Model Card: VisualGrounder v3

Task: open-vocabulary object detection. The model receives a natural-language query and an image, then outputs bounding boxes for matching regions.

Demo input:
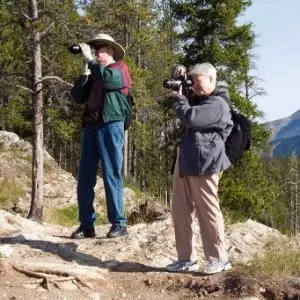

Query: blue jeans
[77,121,126,227]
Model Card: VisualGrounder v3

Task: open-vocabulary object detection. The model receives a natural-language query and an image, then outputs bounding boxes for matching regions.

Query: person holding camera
[166,63,233,274]
[70,33,132,239]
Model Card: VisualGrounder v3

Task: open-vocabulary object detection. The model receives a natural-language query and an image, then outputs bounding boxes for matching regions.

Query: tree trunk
[122,19,130,178]
[294,152,299,233]
[28,0,44,221]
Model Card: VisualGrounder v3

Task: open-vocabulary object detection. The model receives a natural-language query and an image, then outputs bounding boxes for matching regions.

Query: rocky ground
[0,131,300,299]
[1,210,300,300]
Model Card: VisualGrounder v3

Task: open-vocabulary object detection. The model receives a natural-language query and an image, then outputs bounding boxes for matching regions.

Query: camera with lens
[163,75,193,91]
[68,44,82,55]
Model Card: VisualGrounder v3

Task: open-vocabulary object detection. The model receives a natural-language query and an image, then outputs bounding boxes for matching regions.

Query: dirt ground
[1,209,300,300]
[1,132,300,299]
[1,257,300,300]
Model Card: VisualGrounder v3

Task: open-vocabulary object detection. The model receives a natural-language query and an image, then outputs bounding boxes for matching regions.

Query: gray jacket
[172,87,233,176]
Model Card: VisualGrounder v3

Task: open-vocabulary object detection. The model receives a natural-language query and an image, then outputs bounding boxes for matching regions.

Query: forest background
[0,0,298,234]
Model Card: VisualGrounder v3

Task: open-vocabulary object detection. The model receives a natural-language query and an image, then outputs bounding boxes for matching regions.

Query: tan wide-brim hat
[87,33,125,61]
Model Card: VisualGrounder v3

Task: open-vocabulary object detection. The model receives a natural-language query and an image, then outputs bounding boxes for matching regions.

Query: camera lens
[163,79,182,90]
[68,44,81,55]
[184,78,193,87]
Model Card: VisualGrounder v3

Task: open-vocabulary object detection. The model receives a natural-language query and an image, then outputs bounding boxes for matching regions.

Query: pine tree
[285,150,299,234]
[0,0,81,221]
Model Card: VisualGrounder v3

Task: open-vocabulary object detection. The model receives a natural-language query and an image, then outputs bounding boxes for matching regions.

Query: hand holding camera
[172,65,186,78]
[163,65,193,92]
[79,43,94,63]
[68,43,94,63]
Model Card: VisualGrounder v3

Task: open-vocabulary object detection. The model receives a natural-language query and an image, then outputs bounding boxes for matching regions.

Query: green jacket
[71,60,132,125]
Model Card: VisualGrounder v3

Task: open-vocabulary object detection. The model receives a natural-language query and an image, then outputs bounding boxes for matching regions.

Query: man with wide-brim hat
[70,33,132,240]
[87,33,125,61]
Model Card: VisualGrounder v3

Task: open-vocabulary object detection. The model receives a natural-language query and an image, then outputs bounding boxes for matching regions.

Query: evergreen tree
[0,0,82,220]
[285,150,299,234]
[0,1,31,134]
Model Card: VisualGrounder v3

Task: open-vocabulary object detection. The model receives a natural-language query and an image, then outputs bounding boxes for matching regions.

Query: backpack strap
[216,96,239,119]
[213,96,236,141]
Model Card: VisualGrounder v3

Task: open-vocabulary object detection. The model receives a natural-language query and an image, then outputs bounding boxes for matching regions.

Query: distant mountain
[265,109,300,156]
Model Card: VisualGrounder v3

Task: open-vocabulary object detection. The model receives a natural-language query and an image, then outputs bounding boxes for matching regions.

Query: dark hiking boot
[106,224,127,238]
[71,225,95,239]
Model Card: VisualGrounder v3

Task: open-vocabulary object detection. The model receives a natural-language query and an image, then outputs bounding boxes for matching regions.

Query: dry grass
[44,205,108,227]
[0,178,25,209]
[234,248,300,279]
[250,250,300,278]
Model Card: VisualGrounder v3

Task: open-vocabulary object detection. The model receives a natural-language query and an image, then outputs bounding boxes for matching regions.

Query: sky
[241,0,300,122]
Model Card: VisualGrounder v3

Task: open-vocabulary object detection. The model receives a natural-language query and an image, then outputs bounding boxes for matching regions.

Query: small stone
[145,279,152,286]
[88,292,101,300]
[0,245,14,258]
[187,280,196,288]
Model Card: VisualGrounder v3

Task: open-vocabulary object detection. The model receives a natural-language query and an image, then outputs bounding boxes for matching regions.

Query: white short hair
[189,63,217,81]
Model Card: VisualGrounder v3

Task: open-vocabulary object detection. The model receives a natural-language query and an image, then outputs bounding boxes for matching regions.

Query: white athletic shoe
[203,258,232,275]
[166,260,198,272]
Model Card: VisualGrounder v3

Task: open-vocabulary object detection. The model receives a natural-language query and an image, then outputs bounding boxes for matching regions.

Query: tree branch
[41,76,73,87]
[282,181,297,186]
[16,84,34,94]
[20,10,33,21]
[37,9,53,18]
[40,22,55,41]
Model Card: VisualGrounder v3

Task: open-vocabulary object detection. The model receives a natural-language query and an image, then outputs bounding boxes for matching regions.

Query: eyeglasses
[191,74,211,80]
[190,73,210,78]
[198,74,210,77]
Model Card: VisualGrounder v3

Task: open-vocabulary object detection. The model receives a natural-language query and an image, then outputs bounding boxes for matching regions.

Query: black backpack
[223,99,252,164]
[124,91,135,130]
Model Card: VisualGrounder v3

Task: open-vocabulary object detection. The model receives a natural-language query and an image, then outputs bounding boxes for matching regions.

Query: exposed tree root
[12,264,94,291]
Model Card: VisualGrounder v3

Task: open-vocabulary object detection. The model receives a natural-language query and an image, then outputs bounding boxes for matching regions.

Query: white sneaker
[166,260,198,272]
[203,258,232,275]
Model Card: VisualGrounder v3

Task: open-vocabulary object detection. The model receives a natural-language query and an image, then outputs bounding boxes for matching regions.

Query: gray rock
[0,245,14,258]
[88,293,102,300]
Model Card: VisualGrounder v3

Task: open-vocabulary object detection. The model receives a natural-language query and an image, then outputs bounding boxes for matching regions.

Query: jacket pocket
[199,142,217,170]
[82,108,101,125]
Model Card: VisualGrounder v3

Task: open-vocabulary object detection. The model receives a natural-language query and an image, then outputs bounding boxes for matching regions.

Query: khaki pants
[172,154,226,261]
